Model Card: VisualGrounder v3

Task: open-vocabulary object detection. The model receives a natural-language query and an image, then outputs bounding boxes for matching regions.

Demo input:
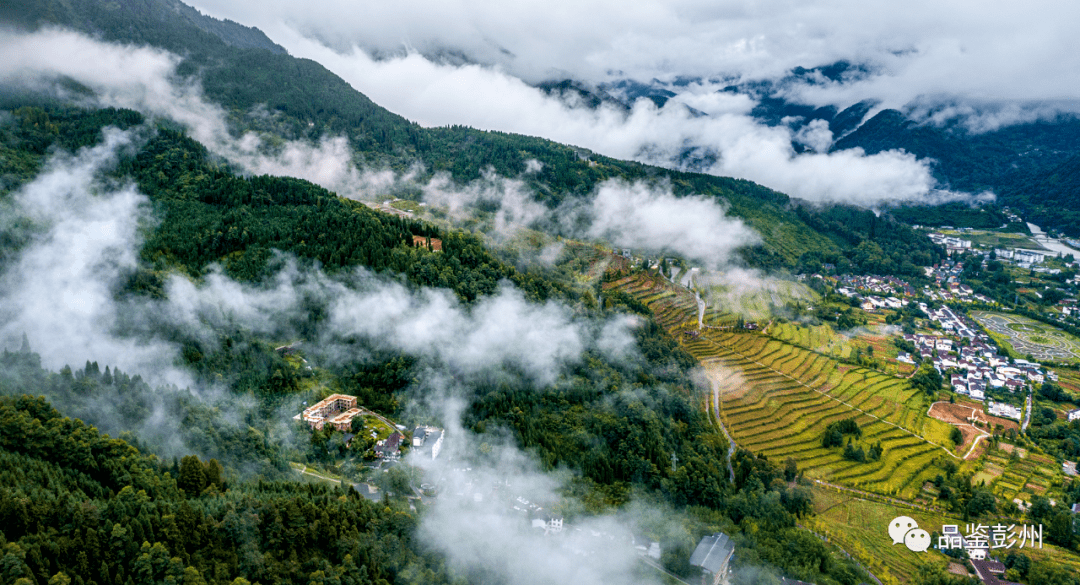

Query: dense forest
[3,3,1076,585]
[792,203,946,277]
[0,394,441,585]
[0,104,885,585]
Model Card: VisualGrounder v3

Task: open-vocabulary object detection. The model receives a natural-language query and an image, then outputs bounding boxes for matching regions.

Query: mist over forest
[2,2,1080,585]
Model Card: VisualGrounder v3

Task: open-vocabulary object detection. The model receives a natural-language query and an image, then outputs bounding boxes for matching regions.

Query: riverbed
[1026,222,1080,257]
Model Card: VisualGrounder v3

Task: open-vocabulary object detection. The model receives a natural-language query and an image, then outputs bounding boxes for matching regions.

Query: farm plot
[926,402,1019,459]
[809,484,1080,585]
[697,331,953,499]
[972,311,1080,362]
[979,448,1060,503]
[609,273,956,499]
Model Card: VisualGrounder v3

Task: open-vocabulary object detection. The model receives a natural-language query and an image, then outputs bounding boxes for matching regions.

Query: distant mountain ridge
[0,0,945,274]
[715,62,1080,235]
[532,62,1080,235]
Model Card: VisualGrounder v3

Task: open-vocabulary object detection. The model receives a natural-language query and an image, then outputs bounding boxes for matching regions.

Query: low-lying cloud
[0,127,195,387]
[0,124,640,393]
[357,167,760,268]
[421,169,549,239]
[413,432,662,585]
[0,27,980,208]
[581,179,758,268]
[244,32,958,207]
[0,28,366,198]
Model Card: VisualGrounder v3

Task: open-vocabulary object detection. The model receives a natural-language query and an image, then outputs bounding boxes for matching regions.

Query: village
[909,304,1049,415]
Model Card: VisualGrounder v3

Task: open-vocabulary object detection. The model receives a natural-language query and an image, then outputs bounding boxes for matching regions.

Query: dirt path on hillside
[708,376,737,483]
[926,401,1020,460]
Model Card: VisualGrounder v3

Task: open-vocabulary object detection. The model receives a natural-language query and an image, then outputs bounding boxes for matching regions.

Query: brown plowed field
[928,402,1019,459]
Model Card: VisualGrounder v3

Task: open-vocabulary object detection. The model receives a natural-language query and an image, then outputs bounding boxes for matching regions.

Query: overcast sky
[8,2,1075,206]
[178,1,1080,205]
[190,0,1080,109]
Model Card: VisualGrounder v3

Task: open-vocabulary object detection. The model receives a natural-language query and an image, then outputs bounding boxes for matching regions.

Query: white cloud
[0,28,370,198]
[421,169,550,238]
[0,128,195,387]
[191,0,1080,110]
[405,387,668,585]
[583,179,758,268]
[0,26,987,208]
[175,25,963,207]
[326,282,633,386]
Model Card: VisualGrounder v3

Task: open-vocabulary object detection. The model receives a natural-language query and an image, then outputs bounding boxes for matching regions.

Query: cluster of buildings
[294,394,362,431]
[371,425,445,461]
[928,232,973,255]
[905,305,1048,407]
[294,393,445,462]
[833,276,910,312]
[859,295,906,312]
[993,248,1055,269]
[837,274,916,297]
[374,431,405,460]
[918,260,993,304]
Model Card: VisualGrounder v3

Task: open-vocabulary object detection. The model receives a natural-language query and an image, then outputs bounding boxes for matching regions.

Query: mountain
[832,108,1080,235]
[3,5,1076,585]
[2,0,286,54]
[700,60,1080,235]
[0,0,949,272]
[1005,153,1080,234]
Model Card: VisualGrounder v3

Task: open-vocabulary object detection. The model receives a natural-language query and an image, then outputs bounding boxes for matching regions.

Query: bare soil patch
[933,401,1020,432]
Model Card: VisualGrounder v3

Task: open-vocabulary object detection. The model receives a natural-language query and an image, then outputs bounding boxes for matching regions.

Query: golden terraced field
[608,272,956,500]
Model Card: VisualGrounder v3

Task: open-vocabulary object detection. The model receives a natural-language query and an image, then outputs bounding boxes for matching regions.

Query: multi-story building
[294,394,361,430]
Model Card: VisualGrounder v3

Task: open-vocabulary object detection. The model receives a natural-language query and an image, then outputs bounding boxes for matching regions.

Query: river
[1026,222,1080,257]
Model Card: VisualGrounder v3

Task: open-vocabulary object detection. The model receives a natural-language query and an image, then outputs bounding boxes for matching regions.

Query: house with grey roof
[689,533,734,585]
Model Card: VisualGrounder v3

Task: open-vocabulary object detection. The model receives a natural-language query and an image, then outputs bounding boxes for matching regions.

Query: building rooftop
[689,533,734,575]
[294,394,360,429]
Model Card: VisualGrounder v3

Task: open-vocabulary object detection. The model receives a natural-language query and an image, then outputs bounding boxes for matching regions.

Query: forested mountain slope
[0,0,945,271]
[0,393,438,585]
[833,108,1080,235]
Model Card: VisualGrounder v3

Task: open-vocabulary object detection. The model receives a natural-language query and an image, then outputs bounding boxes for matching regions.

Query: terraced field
[610,273,731,330]
[983,449,1059,503]
[608,272,956,500]
[692,332,954,499]
[771,321,853,359]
